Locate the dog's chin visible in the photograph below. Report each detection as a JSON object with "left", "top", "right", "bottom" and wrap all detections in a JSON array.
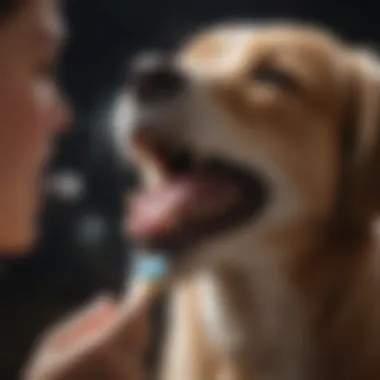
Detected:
[{"left": 127, "top": 143, "right": 270, "bottom": 258}]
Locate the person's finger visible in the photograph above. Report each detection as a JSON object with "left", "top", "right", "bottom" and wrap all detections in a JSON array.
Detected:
[
  {"left": 58, "top": 295, "right": 116, "bottom": 332},
  {"left": 101, "top": 291, "right": 152, "bottom": 346},
  {"left": 116, "top": 309, "right": 151, "bottom": 353},
  {"left": 23, "top": 294, "right": 150, "bottom": 380},
  {"left": 48, "top": 335, "right": 146, "bottom": 380},
  {"left": 54, "top": 295, "right": 117, "bottom": 346}
]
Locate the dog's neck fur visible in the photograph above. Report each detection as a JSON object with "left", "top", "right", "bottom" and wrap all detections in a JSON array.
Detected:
[
  {"left": 165, "top": 218, "right": 380, "bottom": 380},
  {"left": 165, "top": 219, "right": 317, "bottom": 380}
]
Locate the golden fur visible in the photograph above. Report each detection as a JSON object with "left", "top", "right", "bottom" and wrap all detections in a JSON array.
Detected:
[{"left": 117, "top": 21, "right": 380, "bottom": 380}]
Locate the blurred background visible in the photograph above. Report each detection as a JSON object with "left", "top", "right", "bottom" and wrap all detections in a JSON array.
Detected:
[{"left": 0, "top": 0, "right": 379, "bottom": 378}]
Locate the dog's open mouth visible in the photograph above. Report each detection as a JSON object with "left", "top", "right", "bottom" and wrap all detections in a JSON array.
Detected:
[{"left": 127, "top": 140, "right": 269, "bottom": 251}]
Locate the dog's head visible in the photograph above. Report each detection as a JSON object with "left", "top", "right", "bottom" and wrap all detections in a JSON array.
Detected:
[{"left": 115, "top": 22, "right": 380, "bottom": 266}]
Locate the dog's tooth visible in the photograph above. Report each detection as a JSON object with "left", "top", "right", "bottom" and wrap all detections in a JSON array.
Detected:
[
  {"left": 143, "top": 166, "right": 166, "bottom": 192},
  {"left": 135, "top": 155, "right": 165, "bottom": 192}
]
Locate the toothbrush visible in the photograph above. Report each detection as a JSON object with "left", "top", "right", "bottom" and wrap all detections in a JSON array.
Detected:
[{"left": 128, "top": 250, "right": 171, "bottom": 305}]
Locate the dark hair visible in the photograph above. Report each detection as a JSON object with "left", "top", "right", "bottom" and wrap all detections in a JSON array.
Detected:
[{"left": 0, "top": 0, "right": 22, "bottom": 23}]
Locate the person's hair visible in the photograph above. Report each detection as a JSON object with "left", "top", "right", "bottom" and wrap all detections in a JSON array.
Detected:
[{"left": 0, "top": 0, "right": 22, "bottom": 23}]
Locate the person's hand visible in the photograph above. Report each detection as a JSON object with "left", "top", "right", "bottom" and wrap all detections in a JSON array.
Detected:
[{"left": 22, "top": 294, "right": 150, "bottom": 380}]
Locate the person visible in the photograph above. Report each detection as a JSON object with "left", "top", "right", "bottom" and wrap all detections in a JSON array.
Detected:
[{"left": 0, "top": 0, "right": 150, "bottom": 379}]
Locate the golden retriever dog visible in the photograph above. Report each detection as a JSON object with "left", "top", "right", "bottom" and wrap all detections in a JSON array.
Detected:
[{"left": 114, "top": 21, "right": 380, "bottom": 380}]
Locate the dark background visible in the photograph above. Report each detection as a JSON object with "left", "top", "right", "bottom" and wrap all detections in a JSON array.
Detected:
[{"left": 0, "top": 0, "right": 380, "bottom": 378}]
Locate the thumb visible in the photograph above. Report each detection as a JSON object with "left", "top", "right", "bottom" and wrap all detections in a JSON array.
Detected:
[
  {"left": 47, "top": 295, "right": 117, "bottom": 350},
  {"left": 101, "top": 285, "right": 153, "bottom": 347}
]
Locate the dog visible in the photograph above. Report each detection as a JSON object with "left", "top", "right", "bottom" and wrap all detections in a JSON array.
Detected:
[{"left": 114, "top": 21, "right": 380, "bottom": 380}]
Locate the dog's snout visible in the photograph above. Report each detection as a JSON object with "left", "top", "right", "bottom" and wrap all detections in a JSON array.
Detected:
[{"left": 129, "top": 53, "right": 186, "bottom": 103}]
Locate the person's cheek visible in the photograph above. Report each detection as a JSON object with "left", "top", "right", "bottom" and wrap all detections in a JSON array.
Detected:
[
  {"left": 0, "top": 81, "right": 39, "bottom": 175},
  {"left": 18, "top": 80, "right": 64, "bottom": 168}
]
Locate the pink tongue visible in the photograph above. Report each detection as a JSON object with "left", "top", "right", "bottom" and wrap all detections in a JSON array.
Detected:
[{"left": 127, "top": 177, "right": 238, "bottom": 239}]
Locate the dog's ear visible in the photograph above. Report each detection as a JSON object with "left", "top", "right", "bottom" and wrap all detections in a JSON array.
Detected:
[{"left": 337, "top": 49, "right": 380, "bottom": 230}]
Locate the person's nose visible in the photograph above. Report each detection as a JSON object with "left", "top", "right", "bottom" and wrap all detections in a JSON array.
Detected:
[{"left": 51, "top": 90, "right": 73, "bottom": 134}]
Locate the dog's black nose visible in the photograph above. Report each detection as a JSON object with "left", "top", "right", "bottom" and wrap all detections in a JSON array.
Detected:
[{"left": 129, "top": 53, "right": 185, "bottom": 103}]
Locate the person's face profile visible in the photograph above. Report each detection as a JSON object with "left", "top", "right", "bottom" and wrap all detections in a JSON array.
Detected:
[{"left": 0, "top": 0, "right": 70, "bottom": 253}]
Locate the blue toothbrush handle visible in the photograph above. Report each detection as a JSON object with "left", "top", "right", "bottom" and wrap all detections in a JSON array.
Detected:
[{"left": 128, "top": 251, "right": 170, "bottom": 302}]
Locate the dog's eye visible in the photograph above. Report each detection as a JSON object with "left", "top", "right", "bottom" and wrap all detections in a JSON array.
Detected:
[{"left": 250, "top": 64, "right": 299, "bottom": 92}]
